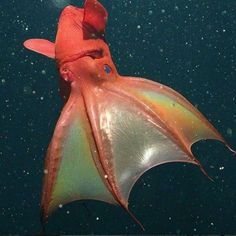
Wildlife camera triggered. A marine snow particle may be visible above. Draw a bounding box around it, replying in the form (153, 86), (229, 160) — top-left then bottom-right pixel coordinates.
(227, 128), (232, 137)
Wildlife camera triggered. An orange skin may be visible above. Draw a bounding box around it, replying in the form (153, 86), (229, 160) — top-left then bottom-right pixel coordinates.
(23, 0), (235, 231)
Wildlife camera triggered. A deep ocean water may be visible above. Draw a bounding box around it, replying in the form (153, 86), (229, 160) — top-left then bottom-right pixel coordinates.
(0, 0), (236, 234)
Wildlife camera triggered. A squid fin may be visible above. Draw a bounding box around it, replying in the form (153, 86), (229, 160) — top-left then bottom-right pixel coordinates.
(83, 0), (108, 34)
(23, 39), (55, 59)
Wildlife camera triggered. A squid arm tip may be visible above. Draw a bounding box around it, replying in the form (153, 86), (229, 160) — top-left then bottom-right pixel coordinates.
(123, 207), (145, 231)
(225, 143), (236, 156)
(198, 163), (214, 182)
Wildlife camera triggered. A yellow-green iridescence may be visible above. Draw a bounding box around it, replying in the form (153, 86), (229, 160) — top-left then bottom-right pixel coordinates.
(137, 90), (218, 144)
(51, 112), (114, 211)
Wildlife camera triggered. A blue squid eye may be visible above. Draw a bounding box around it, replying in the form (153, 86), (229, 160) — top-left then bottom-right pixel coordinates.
(104, 64), (112, 74)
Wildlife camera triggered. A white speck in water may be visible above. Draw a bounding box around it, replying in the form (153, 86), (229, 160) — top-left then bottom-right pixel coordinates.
(23, 85), (32, 95)
(227, 128), (233, 137)
(221, 10), (227, 15)
(174, 6), (179, 11)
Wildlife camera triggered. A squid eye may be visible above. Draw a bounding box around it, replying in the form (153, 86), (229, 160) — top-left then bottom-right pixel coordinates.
(104, 64), (111, 74)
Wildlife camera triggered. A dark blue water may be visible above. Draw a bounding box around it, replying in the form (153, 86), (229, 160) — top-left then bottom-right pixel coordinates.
(1, 0), (236, 234)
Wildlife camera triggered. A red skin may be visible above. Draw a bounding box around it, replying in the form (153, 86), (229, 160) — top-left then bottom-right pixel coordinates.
(23, 0), (235, 231)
